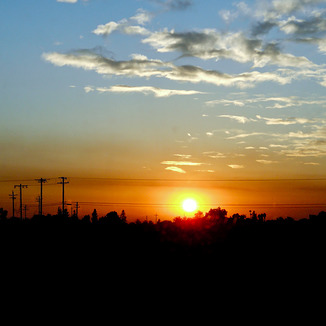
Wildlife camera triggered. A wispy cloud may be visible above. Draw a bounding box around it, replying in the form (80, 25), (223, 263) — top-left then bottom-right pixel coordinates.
(207, 95), (326, 109)
(203, 151), (226, 159)
(256, 114), (316, 125)
(226, 132), (265, 140)
(174, 154), (192, 159)
(161, 160), (204, 166)
(218, 115), (256, 124)
(57, 0), (78, 3)
(228, 164), (244, 169)
(165, 166), (186, 173)
(43, 51), (296, 88)
(90, 85), (206, 97)
(256, 159), (278, 164)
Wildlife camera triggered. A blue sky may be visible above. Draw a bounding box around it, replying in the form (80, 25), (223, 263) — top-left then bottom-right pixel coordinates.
(1, 0), (326, 218)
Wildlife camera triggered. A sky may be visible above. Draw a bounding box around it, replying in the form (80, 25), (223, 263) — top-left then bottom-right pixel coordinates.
(1, 0), (326, 220)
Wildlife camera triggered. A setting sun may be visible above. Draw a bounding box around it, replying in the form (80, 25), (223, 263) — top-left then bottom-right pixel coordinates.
(182, 198), (198, 213)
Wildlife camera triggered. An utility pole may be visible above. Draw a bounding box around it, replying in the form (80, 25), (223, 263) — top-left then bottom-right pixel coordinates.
(14, 184), (28, 221)
(74, 202), (80, 219)
(24, 205), (28, 219)
(35, 178), (47, 216)
(9, 191), (17, 218)
(57, 177), (69, 216)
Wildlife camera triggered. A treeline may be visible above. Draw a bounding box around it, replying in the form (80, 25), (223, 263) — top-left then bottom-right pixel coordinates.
(1, 206), (325, 255)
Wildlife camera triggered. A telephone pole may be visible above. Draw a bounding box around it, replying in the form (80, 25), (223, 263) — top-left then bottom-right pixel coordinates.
(35, 178), (47, 216)
(74, 202), (80, 219)
(57, 177), (69, 216)
(9, 191), (17, 218)
(14, 184), (28, 221)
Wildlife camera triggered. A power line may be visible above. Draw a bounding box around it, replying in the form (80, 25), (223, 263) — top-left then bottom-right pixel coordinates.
(68, 177), (326, 182)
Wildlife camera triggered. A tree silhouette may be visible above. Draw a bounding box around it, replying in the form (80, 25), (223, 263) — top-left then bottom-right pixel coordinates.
(205, 207), (227, 224)
(120, 210), (127, 223)
(0, 208), (8, 221)
(91, 209), (98, 224)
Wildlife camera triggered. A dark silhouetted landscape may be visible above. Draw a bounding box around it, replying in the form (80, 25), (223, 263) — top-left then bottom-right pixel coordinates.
(1, 206), (325, 271)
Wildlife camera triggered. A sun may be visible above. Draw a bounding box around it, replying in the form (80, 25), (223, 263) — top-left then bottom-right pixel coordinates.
(182, 198), (198, 213)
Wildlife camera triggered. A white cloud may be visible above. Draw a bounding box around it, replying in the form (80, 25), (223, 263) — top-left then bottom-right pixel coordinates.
(203, 151), (226, 159)
(227, 132), (265, 139)
(256, 114), (315, 125)
(84, 86), (94, 93)
(207, 95), (326, 109)
(97, 85), (205, 97)
(161, 160), (204, 166)
(206, 99), (246, 107)
(57, 0), (78, 3)
(43, 51), (296, 88)
(270, 144), (288, 148)
(228, 164), (244, 169)
(256, 159), (278, 164)
(218, 115), (256, 124)
(93, 20), (150, 36)
(92, 9), (151, 37)
(131, 9), (152, 25)
(165, 166), (186, 173)
(174, 154), (192, 159)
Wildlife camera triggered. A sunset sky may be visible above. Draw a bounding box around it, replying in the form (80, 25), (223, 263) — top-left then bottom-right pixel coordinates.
(1, 0), (326, 220)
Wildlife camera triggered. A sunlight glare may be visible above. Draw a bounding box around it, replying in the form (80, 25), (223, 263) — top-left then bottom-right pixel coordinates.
(182, 198), (198, 213)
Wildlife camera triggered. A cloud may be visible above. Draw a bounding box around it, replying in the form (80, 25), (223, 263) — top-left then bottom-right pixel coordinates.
(143, 29), (314, 68)
(42, 51), (295, 88)
(270, 144), (288, 148)
(42, 51), (167, 78)
(207, 95), (326, 109)
(281, 148), (326, 157)
(161, 160), (204, 166)
(165, 166), (186, 173)
(174, 154), (192, 159)
(57, 0), (78, 3)
(151, 0), (193, 11)
(218, 115), (256, 124)
(280, 14), (326, 35)
(272, 0), (324, 16)
(227, 132), (265, 140)
(92, 9), (152, 37)
(93, 20), (150, 36)
(94, 85), (205, 97)
(203, 151), (226, 159)
(256, 115), (315, 125)
(131, 9), (153, 25)
(206, 99), (246, 107)
(256, 159), (278, 164)
(84, 86), (94, 93)
(255, 0), (325, 20)
(228, 164), (244, 169)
